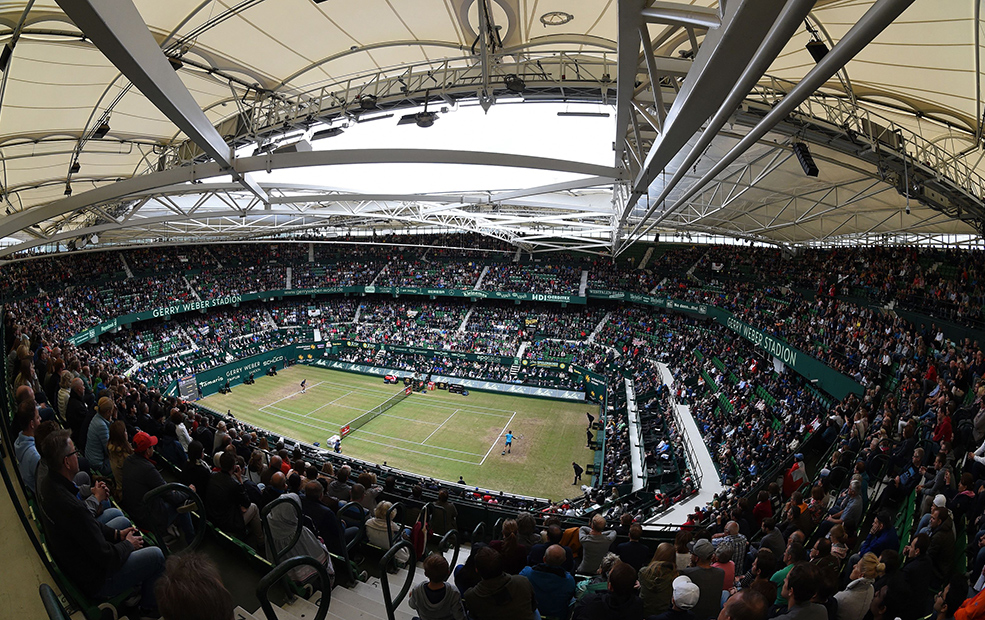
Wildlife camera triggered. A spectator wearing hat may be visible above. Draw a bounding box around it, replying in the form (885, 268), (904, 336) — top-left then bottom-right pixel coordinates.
(85, 396), (115, 477)
(121, 431), (196, 545)
(650, 575), (699, 620)
(680, 539), (725, 620)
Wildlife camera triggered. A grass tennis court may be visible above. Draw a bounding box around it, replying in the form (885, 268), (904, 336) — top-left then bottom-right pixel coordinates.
(200, 365), (594, 500)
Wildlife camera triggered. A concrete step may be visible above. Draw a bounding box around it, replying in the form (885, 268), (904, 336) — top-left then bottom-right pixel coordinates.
(281, 593), (323, 620)
(336, 581), (415, 620)
(235, 606), (260, 620)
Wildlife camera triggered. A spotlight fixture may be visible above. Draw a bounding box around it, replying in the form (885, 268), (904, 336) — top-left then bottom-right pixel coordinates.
(792, 142), (819, 177)
(805, 40), (829, 64)
(64, 183), (72, 196)
(358, 94), (378, 110)
(414, 111), (435, 128)
(0, 43), (11, 73)
(90, 234), (98, 244)
(397, 93), (438, 128)
(504, 74), (525, 93)
(93, 121), (111, 139)
(272, 138), (312, 154)
(311, 127), (344, 140)
(168, 56), (183, 71)
(70, 161), (81, 174)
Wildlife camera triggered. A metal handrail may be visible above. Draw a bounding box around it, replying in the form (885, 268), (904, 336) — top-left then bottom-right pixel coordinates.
(140, 482), (206, 555)
(38, 584), (71, 620)
(260, 495), (303, 566)
(337, 502), (366, 552)
(385, 501), (404, 548)
(378, 540), (417, 620)
(256, 556), (331, 620)
(471, 521), (486, 544)
(438, 529), (461, 569)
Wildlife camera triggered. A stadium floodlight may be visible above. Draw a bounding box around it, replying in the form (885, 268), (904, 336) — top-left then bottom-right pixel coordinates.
(792, 142), (819, 177)
(93, 120), (111, 139)
(504, 74), (525, 93)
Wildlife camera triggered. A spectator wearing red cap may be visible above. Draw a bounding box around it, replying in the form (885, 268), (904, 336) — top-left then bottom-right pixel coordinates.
(121, 431), (196, 545)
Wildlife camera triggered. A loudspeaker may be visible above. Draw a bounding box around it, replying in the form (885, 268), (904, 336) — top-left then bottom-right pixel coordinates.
(792, 142), (819, 177)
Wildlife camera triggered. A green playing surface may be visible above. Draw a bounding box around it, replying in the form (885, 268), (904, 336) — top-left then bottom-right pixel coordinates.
(200, 364), (595, 500)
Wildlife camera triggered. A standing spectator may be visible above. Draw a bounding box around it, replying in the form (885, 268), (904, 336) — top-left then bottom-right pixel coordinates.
(520, 545), (576, 620)
(463, 547), (537, 620)
(410, 554), (466, 620)
(680, 539), (725, 620)
(616, 524), (651, 572)
(928, 506), (956, 581)
(578, 515), (617, 574)
(85, 397), (114, 476)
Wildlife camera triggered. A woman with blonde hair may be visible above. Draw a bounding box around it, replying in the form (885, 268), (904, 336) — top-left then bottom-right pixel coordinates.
(106, 420), (132, 497)
(365, 500), (409, 565)
(638, 542), (678, 616)
(57, 371), (73, 419)
(834, 552), (885, 620)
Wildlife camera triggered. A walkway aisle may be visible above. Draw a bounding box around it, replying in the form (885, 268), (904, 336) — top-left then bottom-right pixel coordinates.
(0, 452), (77, 618)
(647, 363), (725, 526)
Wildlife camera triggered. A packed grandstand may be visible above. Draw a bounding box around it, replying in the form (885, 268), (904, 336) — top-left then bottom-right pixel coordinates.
(5, 233), (985, 619)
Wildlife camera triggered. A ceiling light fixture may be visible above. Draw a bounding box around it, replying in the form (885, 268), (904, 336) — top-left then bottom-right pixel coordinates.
(70, 161), (81, 174)
(64, 183), (72, 196)
(93, 121), (110, 139)
(805, 40), (829, 64)
(504, 74), (525, 93)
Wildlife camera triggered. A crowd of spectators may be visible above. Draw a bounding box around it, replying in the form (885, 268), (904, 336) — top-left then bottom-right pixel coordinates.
(480, 263), (585, 296)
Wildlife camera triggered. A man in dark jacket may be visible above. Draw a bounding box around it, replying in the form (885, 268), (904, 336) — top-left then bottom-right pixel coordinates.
(301, 481), (358, 557)
(928, 507), (955, 581)
(616, 524), (652, 572)
(206, 450), (263, 550)
(902, 533), (935, 616)
(121, 431), (195, 543)
(520, 545), (576, 619)
(464, 546), (538, 620)
(65, 378), (89, 449)
(37, 429), (165, 615)
(572, 559), (644, 620)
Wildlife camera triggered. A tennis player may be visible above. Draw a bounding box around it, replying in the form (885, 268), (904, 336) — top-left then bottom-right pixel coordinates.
(300, 379), (307, 394)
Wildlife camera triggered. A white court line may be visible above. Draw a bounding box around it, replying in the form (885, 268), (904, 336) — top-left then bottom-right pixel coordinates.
(260, 380), (326, 410)
(343, 433), (482, 465)
(306, 378), (516, 416)
(304, 391), (352, 418)
(480, 411), (517, 465)
(353, 427), (484, 456)
(256, 403), (483, 458)
(422, 409), (458, 445)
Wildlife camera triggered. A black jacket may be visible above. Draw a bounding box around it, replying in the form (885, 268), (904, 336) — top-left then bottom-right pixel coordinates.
(301, 496), (347, 556)
(37, 470), (133, 596)
(65, 392), (89, 447)
(121, 453), (180, 533)
(206, 470), (250, 539)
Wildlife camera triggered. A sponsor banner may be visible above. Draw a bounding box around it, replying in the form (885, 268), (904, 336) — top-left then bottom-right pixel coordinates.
(587, 289), (627, 300)
(195, 344), (299, 397)
(341, 340), (519, 365)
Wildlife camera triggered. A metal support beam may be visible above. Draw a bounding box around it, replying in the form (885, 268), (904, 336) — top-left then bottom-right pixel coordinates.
(0, 149), (625, 240)
(619, 0), (817, 251)
(614, 0), (644, 169)
(55, 0), (268, 204)
(642, 3), (721, 29)
(618, 0), (790, 240)
(630, 0), (915, 246)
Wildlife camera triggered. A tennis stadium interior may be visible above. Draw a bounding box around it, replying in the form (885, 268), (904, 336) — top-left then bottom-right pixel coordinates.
(1, 1), (984, 619)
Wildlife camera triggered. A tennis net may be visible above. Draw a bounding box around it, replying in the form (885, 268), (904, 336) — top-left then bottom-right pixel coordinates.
(340, 385), (412, 437)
